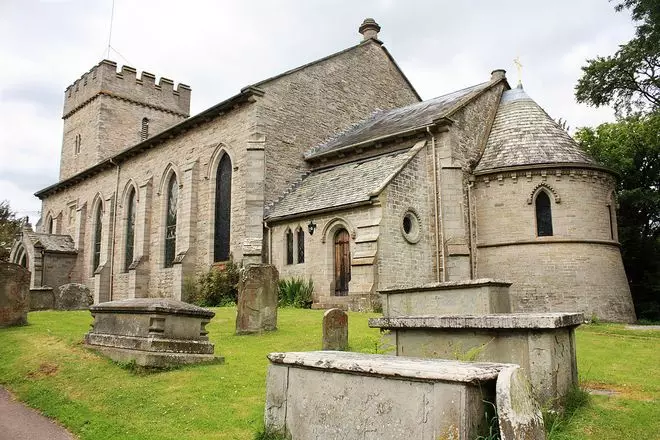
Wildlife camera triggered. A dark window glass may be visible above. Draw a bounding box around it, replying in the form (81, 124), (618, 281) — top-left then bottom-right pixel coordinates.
(165, 174), (178, 268)
(403, 216), (412, 234)
(125, 188), (136, 271)
(214, 155), (232, 261)
(93, 205), (102, 271)
(47, 217), (53, 234)
(297, 228), (305, 263)
(286, 229), (293, 265)
(536, 191), (553, 236)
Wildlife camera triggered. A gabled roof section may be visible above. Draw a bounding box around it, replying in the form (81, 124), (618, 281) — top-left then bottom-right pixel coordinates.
(474, 85), (600, 174)
(266, 141), (426, 221)
(244, 39), (421, 101)
(304, 79), (500, 160)
(24, 230), (76, 253)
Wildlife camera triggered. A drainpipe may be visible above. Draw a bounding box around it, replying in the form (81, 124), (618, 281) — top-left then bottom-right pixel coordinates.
(427, 126), (445, 282)
(263, 221), (272, 264)
(109, 159), (121, 299)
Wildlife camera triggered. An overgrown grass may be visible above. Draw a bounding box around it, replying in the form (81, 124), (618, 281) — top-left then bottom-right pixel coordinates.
(0, 313), (657, 439)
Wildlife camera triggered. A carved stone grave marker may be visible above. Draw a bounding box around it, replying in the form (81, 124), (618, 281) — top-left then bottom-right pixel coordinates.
(322, 308), (348, 351)
(236, 264), (278, 335)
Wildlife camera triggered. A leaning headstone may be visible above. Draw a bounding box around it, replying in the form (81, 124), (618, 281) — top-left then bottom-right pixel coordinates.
(236, 264), (278, 335)
(322, 308), (348, 350)
(496, 365), (547, 440)
(0, 262), (30, 327)
(55, 283), (93, 310)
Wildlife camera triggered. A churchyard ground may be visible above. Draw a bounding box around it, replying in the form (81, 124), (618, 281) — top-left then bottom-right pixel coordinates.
(0, 308), (657, 440)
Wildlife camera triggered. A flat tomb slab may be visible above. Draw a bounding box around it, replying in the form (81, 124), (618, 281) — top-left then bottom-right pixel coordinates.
(380, 279), (512, 317)
(265, 351), (513, 439)
(84, 298), (219, 367)
(369, 313), (583, 407)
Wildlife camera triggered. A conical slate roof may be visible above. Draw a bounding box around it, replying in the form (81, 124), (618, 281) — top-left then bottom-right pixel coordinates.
(474, 85), (598, 173)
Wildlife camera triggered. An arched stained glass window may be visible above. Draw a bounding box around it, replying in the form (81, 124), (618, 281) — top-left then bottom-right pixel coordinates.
(125, 187), (136, 271)
(93, 204), (103, 271)
(297, 227), (305, 264)
(536, 191), (553, 237)
(164, 174), (178, 268)
(214, 154), (232, 262)
(286, 229), (293, 265)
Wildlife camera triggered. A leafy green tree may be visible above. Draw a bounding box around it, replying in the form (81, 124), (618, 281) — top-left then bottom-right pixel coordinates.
(575, 113), (660, 319)
(0, 200), (22, 262)
(575, 0), (660, 115)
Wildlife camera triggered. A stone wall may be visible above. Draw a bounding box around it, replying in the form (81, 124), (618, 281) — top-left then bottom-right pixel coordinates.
(258, 40), (419, 207)
(41, 104), (255, 301)
(473, 168), (635, 322)
(270, 204), (379, 306)
(377, 147), (437, 288)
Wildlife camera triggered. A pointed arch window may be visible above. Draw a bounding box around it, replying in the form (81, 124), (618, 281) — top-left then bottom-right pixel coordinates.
(141, 118), (149, 141)
(125, 187), (137, 271)
(535, 191), (553, 236)
(164, 174), (178, 268)
(93, 204), (103, 271)
(286, 229), (294, 265)
(296, 227), (305, 263)
(214, 154), (232, 262)
(47, 216), (53, 234)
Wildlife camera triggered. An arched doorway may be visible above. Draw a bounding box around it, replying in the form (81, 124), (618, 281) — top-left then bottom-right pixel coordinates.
(334, 229), (351, 296)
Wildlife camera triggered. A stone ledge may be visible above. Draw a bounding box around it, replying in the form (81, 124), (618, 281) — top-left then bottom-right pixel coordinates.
(267, 351), (512, 383)
(90, 298), (214, 318)
(379, 278), (512, 294)
(85, 333), (215, 354)
(370, 313), (584, 329)
(85, 344), (222, 368)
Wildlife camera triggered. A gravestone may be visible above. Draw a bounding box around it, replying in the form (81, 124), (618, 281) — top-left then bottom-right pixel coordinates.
(322, 308), (348, 350)
(0, 262), (30, 327)
(55, 283), (93, 310)
(236, 264), (278, 335)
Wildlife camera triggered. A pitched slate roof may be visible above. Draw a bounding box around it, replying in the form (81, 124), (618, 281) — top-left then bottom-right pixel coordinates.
(474, 85), (598, 174)
(305, 81), (493, 160)
(266, 142), (425, 220)
(24, 230), (76, 253)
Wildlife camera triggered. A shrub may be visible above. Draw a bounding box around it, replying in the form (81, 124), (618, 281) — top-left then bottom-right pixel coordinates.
(186, 259), (241, 307)
(277, 277), (314, 308)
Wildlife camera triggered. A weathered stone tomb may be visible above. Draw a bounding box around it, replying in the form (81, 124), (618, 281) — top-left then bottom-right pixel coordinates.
(370, 313), (582, 405)
(84, 298), (218, 367)
(265, 351), (545, 440)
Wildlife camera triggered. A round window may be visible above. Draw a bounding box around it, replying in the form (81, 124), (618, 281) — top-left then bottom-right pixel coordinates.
(401, 209), (421, 244)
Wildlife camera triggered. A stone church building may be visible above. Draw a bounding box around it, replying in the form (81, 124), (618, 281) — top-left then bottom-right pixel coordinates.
(11, 19), (635, 322)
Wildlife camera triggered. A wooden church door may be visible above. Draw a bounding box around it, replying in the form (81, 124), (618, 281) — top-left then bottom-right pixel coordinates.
(334, 229), (351, 296)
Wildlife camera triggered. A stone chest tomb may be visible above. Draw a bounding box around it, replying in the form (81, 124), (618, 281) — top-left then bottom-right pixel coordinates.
(84, 298), (218, 367)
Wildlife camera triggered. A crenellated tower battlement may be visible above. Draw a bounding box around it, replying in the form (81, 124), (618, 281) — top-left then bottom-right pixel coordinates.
(59, 60), (192, 181)
(63, 60), (191, 119)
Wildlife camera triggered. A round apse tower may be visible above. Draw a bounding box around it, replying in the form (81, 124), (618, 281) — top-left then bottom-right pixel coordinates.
(471, 85), (635, 322)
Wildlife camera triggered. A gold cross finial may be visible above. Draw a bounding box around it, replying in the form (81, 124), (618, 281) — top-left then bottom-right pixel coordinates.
(513, 56), (523, 86)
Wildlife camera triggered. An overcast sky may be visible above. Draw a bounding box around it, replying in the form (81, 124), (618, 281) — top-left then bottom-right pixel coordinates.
(0, 0), (635, 223)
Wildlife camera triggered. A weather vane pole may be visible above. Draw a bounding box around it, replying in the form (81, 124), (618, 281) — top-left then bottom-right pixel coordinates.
(106, 0), (115, 59)
(513, 56), (523, 87)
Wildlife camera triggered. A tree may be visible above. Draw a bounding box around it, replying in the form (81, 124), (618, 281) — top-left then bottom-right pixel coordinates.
(0, 200), (22, 262)
(575, 113), (660, 319)
(575, 0), (660, 115)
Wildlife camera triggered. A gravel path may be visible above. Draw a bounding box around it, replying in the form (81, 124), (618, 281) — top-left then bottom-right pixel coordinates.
(0, 387), (76, 440)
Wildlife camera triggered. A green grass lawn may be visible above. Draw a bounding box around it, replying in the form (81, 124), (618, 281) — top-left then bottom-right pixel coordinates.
(0, 309), (658, 440)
